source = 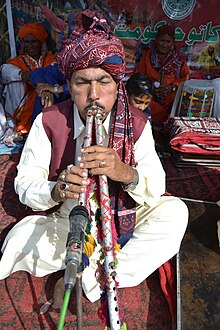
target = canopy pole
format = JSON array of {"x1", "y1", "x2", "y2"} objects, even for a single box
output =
[{"x1": 6, "y1": 0, "x2": 16, "y2": 58}]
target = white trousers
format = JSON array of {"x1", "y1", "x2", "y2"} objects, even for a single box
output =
[{"x1": 0, "y1": 196, "x2": 188, "y2": 302}]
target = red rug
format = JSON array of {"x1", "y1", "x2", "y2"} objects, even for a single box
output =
[
  {"x1": 0, "y1": 154, "x2": 172, "y2": 329},
  {"x1": 162, "y1": 156, "x2": 220, "y2": 202},
  {"x1": 0, "y1": 270, "x2": 172, "y2": 329},
  {"x1": 154, "y1": 128, "x2": 220, "y2": 203}
]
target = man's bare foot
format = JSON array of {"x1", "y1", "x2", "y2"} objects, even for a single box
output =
[{"x1": 53, "y1": 276, "x2": 65, "y2": 310}]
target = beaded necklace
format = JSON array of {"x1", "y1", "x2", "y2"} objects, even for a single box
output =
[{"x1": 21, "y1": 54, "x2": 45, "y2": 70}]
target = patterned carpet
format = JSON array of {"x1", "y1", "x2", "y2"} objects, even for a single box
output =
[
  {"x1": 155, "y1": 128, "x2": 220, "y2": 203},
  {"x1": 0, "y1": 154, "x2": 172, "y2": 330},
  {"x1": 162, "y1": 156, "x2": 220, "y2": 203},
  {"x1": 0, "y1": 269, "x2": 172, "y2": 329},
  {"x1": 180, "y1": 201, "x2": 220, "y2": 329}
]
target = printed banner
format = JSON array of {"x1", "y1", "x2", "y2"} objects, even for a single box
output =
[{"x1": 9, "y1": 0, "x2": 220, "y2": 79}]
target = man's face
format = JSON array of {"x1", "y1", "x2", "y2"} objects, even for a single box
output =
[
  {"x1": 22, "y1": 35, "x2": 42, "y2": 59},
  {"x1": 68, "y1": 67, "x2": 118, "y2": 120},
  {"x1": 128, "y1": 94, "x2": 152, "y2": 111},
  {"x1": 156, "y1": 34, "x2": 174, "y2": 55}
]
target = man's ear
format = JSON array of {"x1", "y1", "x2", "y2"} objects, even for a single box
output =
[{"x1": 116, "y1": 83, "x2": 119, "y2": 94}]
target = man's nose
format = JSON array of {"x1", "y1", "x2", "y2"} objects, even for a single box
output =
[
  {"x1": 88, "y1": 82, "x2": 99, "y2": 100},
  {"x1": 138, "y1": 104, "x2": 146, "y2": 111},
  {"x1": 163, "y1": 42, "x2": 170, "y2": 48},
  {"x1": 26, "y1": 42, "x2": 34, "y2": 48}
]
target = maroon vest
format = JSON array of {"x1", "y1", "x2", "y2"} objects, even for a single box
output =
[{"x1": 42, "y1": 99, "x2": 147, "y2": 181}]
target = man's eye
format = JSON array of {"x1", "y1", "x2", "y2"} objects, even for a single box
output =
[
  {"x1": 76, "y1": 81, "x2": 87, "y2": 85},
  {"x1": 100, "y1": 80, "x2": 110, "y2": 85}
]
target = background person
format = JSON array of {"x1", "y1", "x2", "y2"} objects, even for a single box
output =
[
  {"x1": 1, "y1": 22, "x2": 56, "y2": 134},
  {"x1": 0, "y1": 11, "x2": 188, "y2": 325},
  {"x1": 135, "y1": 24, "x2": 190, "y2": 125},
  {"x1": 197, "y1": 43, "x2": 220, "y2": 70},
  {"x1": 125, "y1": 72, "x2": 154, "y2": 120}
]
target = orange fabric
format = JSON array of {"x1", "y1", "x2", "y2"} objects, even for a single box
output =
[
  {"x1": 8, "y1": 53, "x2": 56, "y2": 133},
  {"x1": 18, "y1": 22, "x2": 48, "y2": 42},
  {"x1": 135, "y1": 49, "x2": 190, "y2": 124}
]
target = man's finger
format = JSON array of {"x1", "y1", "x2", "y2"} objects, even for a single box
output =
[{"x1": 82, "y1": 145, "x2": 108, "y2": 153}]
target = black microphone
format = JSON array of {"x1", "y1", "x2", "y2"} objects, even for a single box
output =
[{"x1": 64, "y1": 205, "x2": 89, "y2": 291}]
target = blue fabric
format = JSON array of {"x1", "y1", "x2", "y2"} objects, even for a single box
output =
[
  {"x1": 82, "y1": 252, "x2": 89, "y2": 268},
  {"x1": 30, "y1": 63, "x2": 67, "y2": 86},
  {"x1": 32, "y1": 96, "x2": 43, "y2": 122},
  {"x1": 144, "y1": 106, "x2": 152, "y2": 123},
  {"x1": 30, "y1": 63, "x2": 70, "y2": 122},
  {"x1": 103, "y1": 55, "x2": 123, "y2": 65},
  {"x1": 0, "y1": 141, "x2": 23, "y2": 155},
  {"x1": 62, "y1": 84, "x2": 70, "y2": 95}
]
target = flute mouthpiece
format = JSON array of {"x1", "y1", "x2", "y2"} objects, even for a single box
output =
[
  {"x1": 86, "y1": 109, "x2": 93, "y2": 117},
  {"x1": 86, "y1": 107, "x2": 104, "y2": 119}
]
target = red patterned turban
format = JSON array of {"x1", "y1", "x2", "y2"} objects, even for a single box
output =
[
  {"x1": 18, "y1": 22, "x2": 48, "y2": 42},
  {"x1": 57, "y1": 10, "x2": 125, "y2": 82}
]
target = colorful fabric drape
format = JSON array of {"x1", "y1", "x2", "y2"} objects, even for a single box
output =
[
  {"x1": 165, "y1": 116, "x2": 220, "y2": 155},
  {"x1": 108, "y1": 82, "x2": 137, "y2": 247}
]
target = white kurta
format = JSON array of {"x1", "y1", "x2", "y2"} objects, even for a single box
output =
[
  {"x1": 0, "y1": 106, "x2": 188, "y2": 302},
  {"x1": 1, "y1": 64, "x2": 25, "y2": 117}
]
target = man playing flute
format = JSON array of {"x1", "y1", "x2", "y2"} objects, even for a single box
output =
[{"x1": 0, "y1": 9, "x2": 188, "y2": 326}]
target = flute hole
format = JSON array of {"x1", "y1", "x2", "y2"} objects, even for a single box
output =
[
  {"x1": 115, "y1": 307, "x2": 118, "y2": 312},
  {"x1": 109, "y1": 261, "x2": 115, "y2": 268},
  {"x1": 111, "y1": 271, "x2": 116, "y2": 278}
]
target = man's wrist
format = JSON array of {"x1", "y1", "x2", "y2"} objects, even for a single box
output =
[
  {"x1": 121, "y1": 167, "x2": 139, "y2": 192},
  {"x1": 53, "y1": 84, "x2": 60, "y2": 95},
  {"x1": 51, "y1": 184, "x2": 63, "y2": 203}
]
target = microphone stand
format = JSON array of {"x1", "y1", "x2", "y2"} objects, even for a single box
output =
[
  {"x1": 58, "y1": 206, "x2": 89, "y2": 330},
  {"x1": 58, "y1": 288, "x2": 71, "y2": 330},
  {"x1": 76, "y1": 266, "x2": 83, "y2": 330},
  {"x1": 58, "y1": 264, "x2": 84, "y2": 330}
]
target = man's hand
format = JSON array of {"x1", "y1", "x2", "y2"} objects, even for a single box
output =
[
  {"x1": 36, "y1": 83, "x2": 63, "y2": 96},
  {"x1": 41, "y1": 91, "x2": 54, "y2": 108},
  {"x1": 79, "y1": 145, "x2": 134, "y2": 185},
  {"x1": 36, "y1": 83, "x2": 54, "y2": 96},
  {"x1": 51, "y1": 166, "x2": 90, "y2": 202},
  {"x1": 36, "y1": 83, "x2": 55, "y2": 107},
  {"x1": 21, "y1": 71, "x2": 32, "y2": 84},
  {"x1": 36, "y1": 83, "x2": 64, "y2": 107}
]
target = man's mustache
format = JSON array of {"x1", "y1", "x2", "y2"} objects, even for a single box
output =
[{"x1": 85, "y1": 102, "x2": 105, "y2": 111}]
